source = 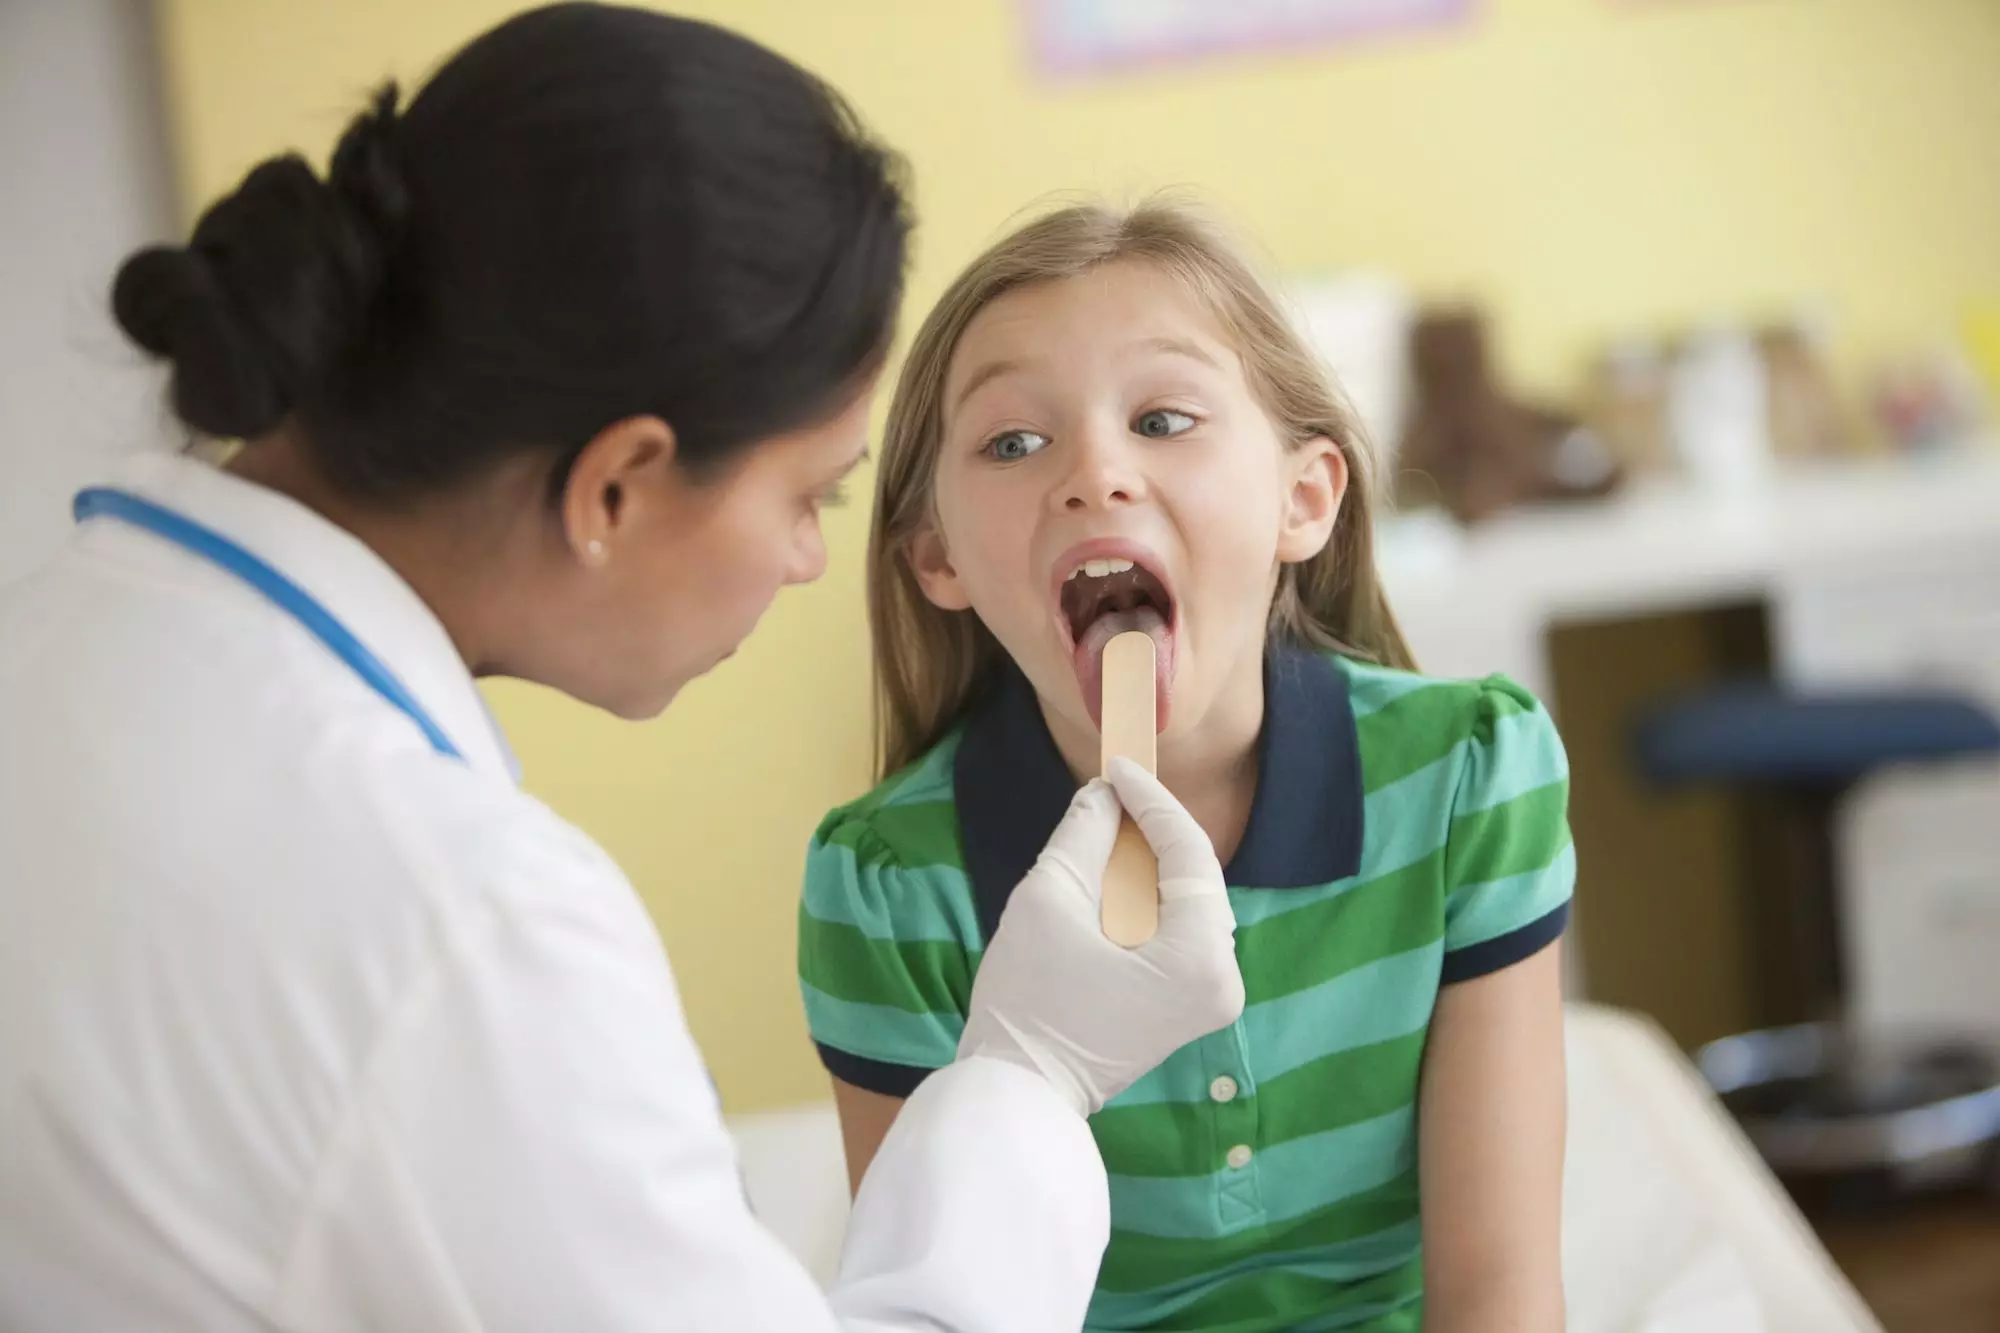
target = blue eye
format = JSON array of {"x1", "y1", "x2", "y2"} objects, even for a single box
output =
[
  {"x1": 1134, "y1": 409, "x2": 1196, "y2": 439},
  {"x1": 986, "y1": 429, "x2": 1050, "y2": 461}
]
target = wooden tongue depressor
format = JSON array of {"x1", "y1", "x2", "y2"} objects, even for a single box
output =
[{"x1": 1099, "y1": 630, "x2": 1160, "y2": 947}]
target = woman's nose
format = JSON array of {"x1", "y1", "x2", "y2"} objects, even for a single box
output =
[
  {"x1": 787, "y1": 516, "x2": 829, "y2": 586},
  {"x1": 1057, "y1": 425, "x2": 1143, "y2": 513}
]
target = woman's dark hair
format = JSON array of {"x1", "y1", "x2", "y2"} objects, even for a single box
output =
[{"x1": 111, "y1": 3, "x2": 910, "y2": 499}]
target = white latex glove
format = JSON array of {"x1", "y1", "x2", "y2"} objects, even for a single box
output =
[{"x1": 957, "y1": 757, "x2": 1246, "y2": 1116}]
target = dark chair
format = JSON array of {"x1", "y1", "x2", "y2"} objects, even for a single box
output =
[{"x1": 1635, "y1": 685, "x2": 2000, "y2": 788}]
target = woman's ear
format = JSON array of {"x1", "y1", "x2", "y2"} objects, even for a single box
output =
[
  {"x1": 1277, "y1": 436, "x2": 1349, "y2": 564},
  {"x1": 560, "y1": 415, "x2": 678, "y2": 566},
  {"x1": 907, "y1": 523, "x2": 973, "y2": 611}
]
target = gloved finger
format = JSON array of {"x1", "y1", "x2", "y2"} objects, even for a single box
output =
[
  {"x1": 1150, "y1": 882, "x2": 1241, "y2": 950},
  {"x1": 1141, "y1": 888, "x2": 1245, "y2": 1020},
  {"x1": 1104, "y1": 758, "x2": 1224, "y2": 899},
  {"x1": 1030, "y1": 778, "x2": 1122, "y2": 899}
]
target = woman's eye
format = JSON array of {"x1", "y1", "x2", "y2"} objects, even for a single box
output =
[
  {"x1": 985, "y1": 429, "x2": 1050, "y2": 461},
  {"x1": 1134, "y1": 409, "x2": 1196, "y2": 439}
]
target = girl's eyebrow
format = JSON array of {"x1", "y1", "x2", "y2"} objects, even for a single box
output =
[
  {"x1": 949, "y1": 336, "x2": 1221, "y2": 415},
  {"x1": 1134, "y1": 335, "x2": 1222, "y2": 370},
  {"x1": 950, "y1": 358, "x2": 1024, "y2": 413}
]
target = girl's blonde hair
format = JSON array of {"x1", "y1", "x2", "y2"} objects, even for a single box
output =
[{"x1": 869, "y1": 198, "x2": 1414, "y2": 777}]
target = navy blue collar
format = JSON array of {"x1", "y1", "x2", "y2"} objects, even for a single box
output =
[{"x1": 953, "y1": 644, "x2": 1366, "y2": 942}]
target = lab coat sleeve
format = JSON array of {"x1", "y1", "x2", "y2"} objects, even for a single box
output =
[
  {"x1": 832, "y1": 1055, "x2": 1109, "y2": 1331},
  {"x1": 273, "y1": 798, "x2": 1108, "y2": 1333}
]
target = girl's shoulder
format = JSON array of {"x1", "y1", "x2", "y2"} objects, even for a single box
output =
[
  {"x1": 1336, "y1": 651, "x2": 1541, "y2": 719},
  {"x1": 1333, "y1": 653, "x2": 1566, "y2": 790},
  {"x1": 801, "y1": 729, "x2": 983, "y2": 959},
  {"x1": 1328, "y1": 656, "x2": 1577, "y2": 976},
  {"x1": 808, "y1": 727, "x2": 967, "y2": 870}
]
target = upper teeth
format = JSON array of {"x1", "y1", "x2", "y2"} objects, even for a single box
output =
[{"x1": 1070, "y1": 557, "x2": 1135, "y2": 581}]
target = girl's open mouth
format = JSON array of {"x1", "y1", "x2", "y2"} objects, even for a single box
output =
[{"x1": 1054, "y1": 545, "x2": 1177, "y2": 733}]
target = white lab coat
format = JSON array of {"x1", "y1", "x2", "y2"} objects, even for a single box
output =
[{"x1": 0, "y1": 453, "x2": 1109, "y2": 1332}]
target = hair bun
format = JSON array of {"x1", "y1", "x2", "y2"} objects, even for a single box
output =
[
  {"x1": 111, "y1": 245, "x2": 222, "y2": 360},
  {"x1": 329, "y1": 83, "x2": 410, "y2": 251},
  {"x1": 109, "y1": 84, "x2": 409, "y2": 442},
  {"x1": 113, "y1": 239, "x2": 295, "y2": 439}
]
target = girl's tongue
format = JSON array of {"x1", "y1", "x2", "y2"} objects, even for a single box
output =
[{"x1": 1073, "y1": 605, "x2": 1174, "y2": 733}]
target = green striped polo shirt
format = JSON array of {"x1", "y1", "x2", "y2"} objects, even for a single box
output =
[{"x1": 797, "y1": 645, "x2": 1573, "y2": 1332}]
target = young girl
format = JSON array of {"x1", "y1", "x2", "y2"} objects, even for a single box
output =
[{"x1": 798, "y1": 201, "x2": 1570, "y2": 1332}]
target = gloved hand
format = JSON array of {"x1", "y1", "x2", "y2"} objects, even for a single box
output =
[{"x1": 957, "y1": 758, "x2": 1246, "y2": 1116}]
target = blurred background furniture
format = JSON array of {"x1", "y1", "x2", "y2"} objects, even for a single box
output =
[
  {"x1": 1376, "y1": 454, "x2": 2000, "y2": 1043},
  {"x1": 1635, "y1": 687, "x2": 2000, "y2": 1024},
  {"x1": 1630, "y1": 685, "x2": 2000, "y2": 1206}
]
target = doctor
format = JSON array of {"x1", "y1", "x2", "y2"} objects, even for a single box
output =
[{"x1": 0, "y1": 6, "x2": 1245, "y2": 1331}]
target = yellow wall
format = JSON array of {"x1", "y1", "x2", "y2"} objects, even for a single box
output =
[{"x1": 156, "y1": 0, "x2": 2000, "y2": 1110}]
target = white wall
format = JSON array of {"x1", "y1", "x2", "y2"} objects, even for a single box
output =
[{"x1": 0, "y1": 0, "x2": 179, "y2": 587}]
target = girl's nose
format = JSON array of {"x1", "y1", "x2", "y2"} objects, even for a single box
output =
[{"x1": 1056, "y1": 423, "x2": 1144, "y2": 513}]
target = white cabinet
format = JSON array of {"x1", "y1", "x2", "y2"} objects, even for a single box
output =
[
  {"x1": 1773, "y1": 530, "x2": 2000, "y2": 1032},
  {"x1": 1838, "y1": 762, "x2": 2000, "y2": 1032},
  {"x1": 1775, "y1": 533, "x2": 2000, "y2": 708}
]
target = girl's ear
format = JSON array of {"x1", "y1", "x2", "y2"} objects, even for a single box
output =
[
  {"x1": 1277, "y1": 436, "x2": 1348, "y2": 564},
  {"x1": 907, "y1": 523, "x2": 973, "y2": 611}
]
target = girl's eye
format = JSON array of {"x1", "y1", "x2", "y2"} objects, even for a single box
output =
[
  {"x1": 985, "y1": 429, "x2": 1050, "y2": 462},
  {"x1": 1134, "y1": 408, "x2": 1197, "y2": 439}
]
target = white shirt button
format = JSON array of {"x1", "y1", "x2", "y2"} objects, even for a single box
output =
[
  {"x1": 1226, "y1": 1144, "x2": 1254, "y2": 1170},
  {"x1": 1209, "y1": 1075, "x2": 1239, "y2": 1103}
]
